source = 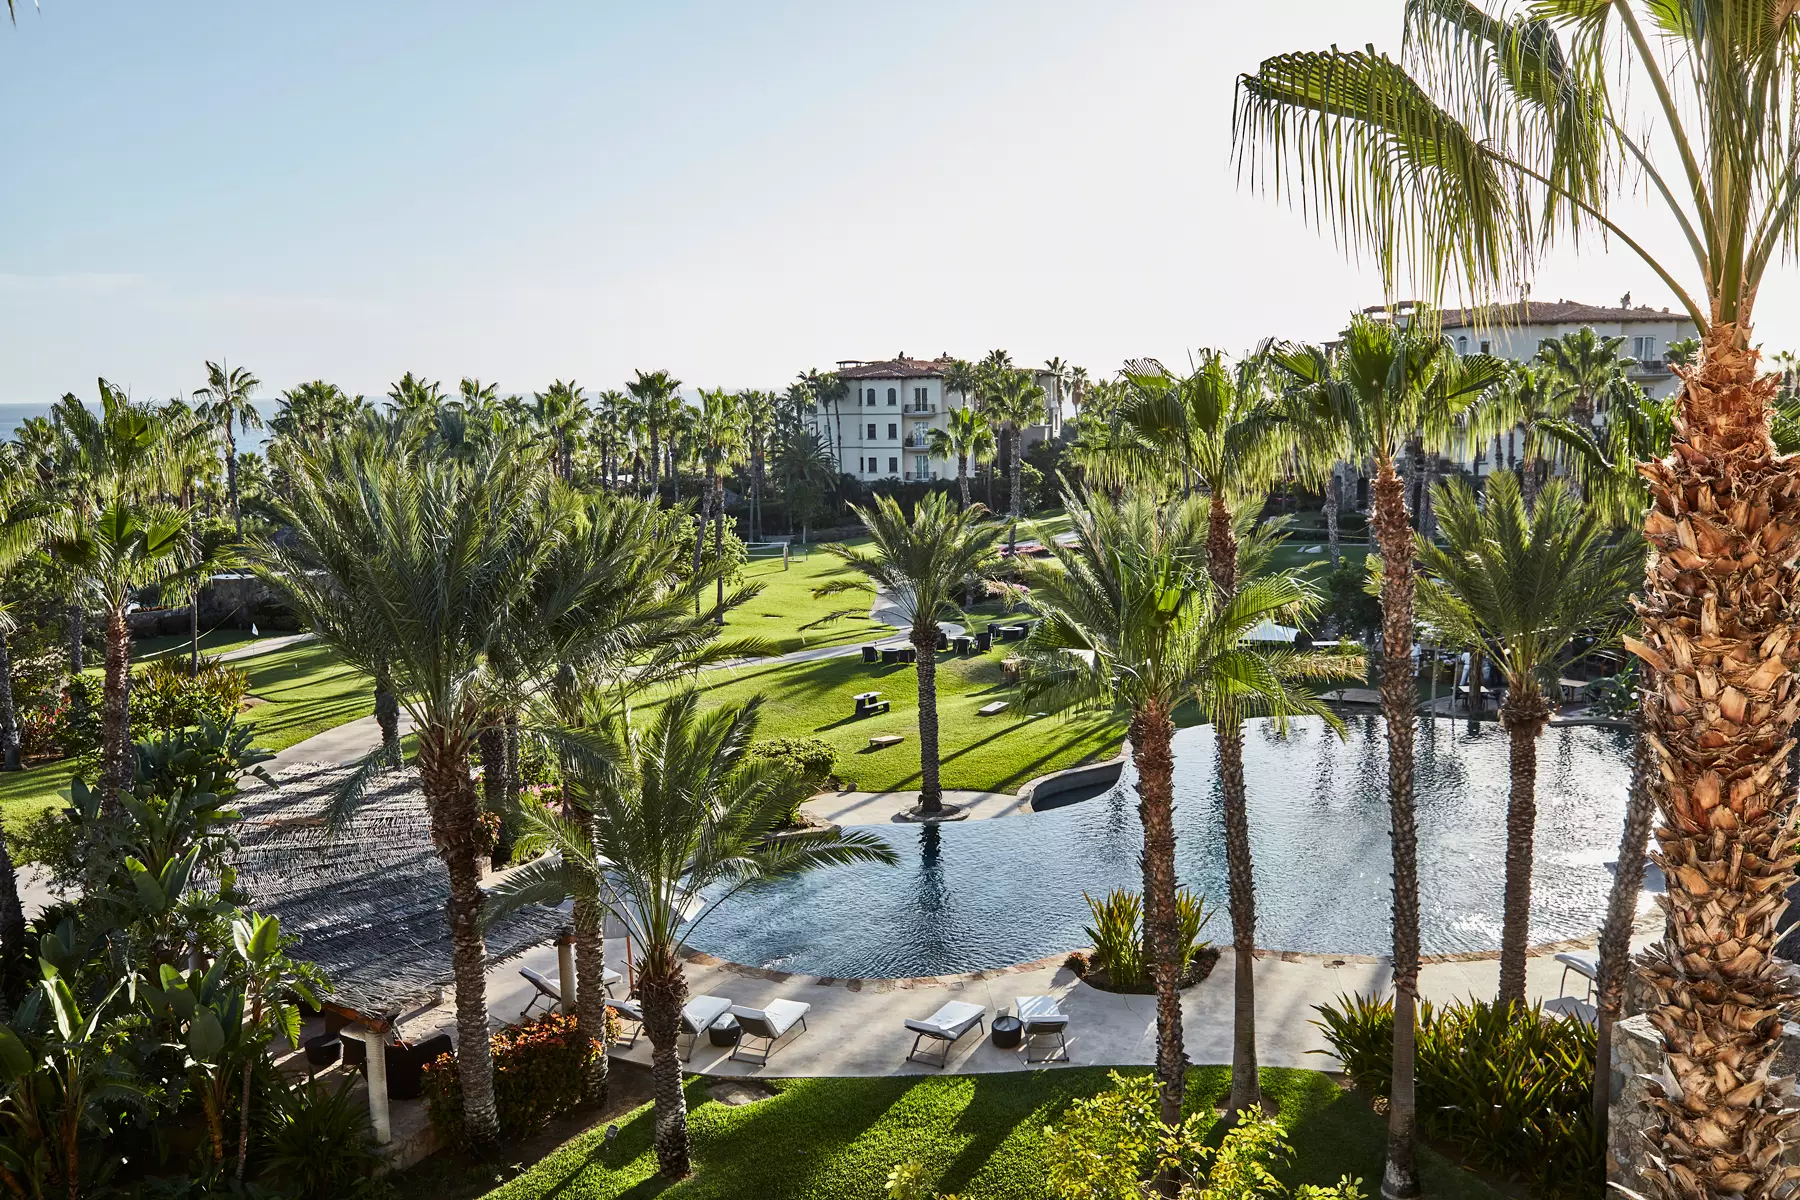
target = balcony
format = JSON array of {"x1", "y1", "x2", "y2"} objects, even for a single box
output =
[
  {"x1": 1630, "y1": 358, "x2": 1671, "y2": 375},
  {"x1": 904, "y1": 404, "x2": 938, "y2": 416},
  {"x1": 906, "y1": 470, "x2": 934, "y2": 483},
  {"x1": 904, "y1": 435, "x2": 932, "y2": 450}
]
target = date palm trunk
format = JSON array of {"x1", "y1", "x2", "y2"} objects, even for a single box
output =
[
  {"x1": 1130, "y1": 701, "x2": 1186, "y2": 1165},
  {"x1": 479, "y1": 721, "x2": 507, "y2": 869},
  {"x1": 1008, "y1": 424, "x2": 1024, "y2": 558},
  {"x1": 914, "y1": 623, "x2": 944, "y2": 816},
  {"x1": 189, "y1": 580, "x2": 202, "y2": 676},
  {"x1": 957, "y1": 454, "x2": 970, "y2": 509},
  {"x1": 638, "y1": 952, "x2": 692, "y2": 1179},
  {"x1": 1496, "y1": 687, "x2": 1549, "y2": 1007},
  {"x1": 375, "y1": 665, "x2": 401, "y2": 767},
  {"x1": 100, "y1": 602, "x2": 132, "y2": 808},
  {"x1": 225, "y1": 426, "x2": 242, "y2": 536},
  {"x1": 713, "y1": 473, "x2": 727, "y2": 624},
  {"x1": 1370, "y1": 458, "x2": 1422, "y2": 1200},
  {"x1": 1325, "y1": 466, "x2": 1341, "y2": 570},
  {"x1": 1592, "y1": 708, "x2": 1655, "y2": 1138},
  {"x1": 1630, "y1": 324, "x2": 1800, "y2": 1195},
  {"x1": 418, "y1": 732, "x2": 499, "y2": 1147},
  {"x1": 1206, "y1": 495, "x2": 1261, "y2": 1119},
  {"x1": 572, "y1": 814, "x2": 610, "y2": 1107},
  {"x1": 0, "y1": 627, "x2": 21, "y2": 772}
]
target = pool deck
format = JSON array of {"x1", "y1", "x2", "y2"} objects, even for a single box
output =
[{"x1": 803, "y1": 789, "x2": 1026, "y2": 824}]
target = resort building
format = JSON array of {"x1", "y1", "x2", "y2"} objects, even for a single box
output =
[{"x1": 816, "y1": 355, "x2": 1063, "y2": 483}]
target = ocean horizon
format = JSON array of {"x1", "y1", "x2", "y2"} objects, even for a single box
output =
[{"x1": 0, "y1": 399, "x2": 282, "y2": 456}]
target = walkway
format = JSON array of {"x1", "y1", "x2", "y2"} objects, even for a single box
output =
[{"x1": 216, "y1": 631, "x2": 315, "y2": 662}]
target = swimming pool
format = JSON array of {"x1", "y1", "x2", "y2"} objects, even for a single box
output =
[{"x1": 686, "y1": 714, "x2": 1637, "y2": 979}]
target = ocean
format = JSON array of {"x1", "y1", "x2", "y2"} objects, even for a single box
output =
[{"x1": 0, "y1": 399, "x2": 280, "y2": 456}]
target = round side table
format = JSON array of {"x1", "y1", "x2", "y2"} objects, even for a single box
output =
[
  {"x1": 990, "y1": 1015, "x2": 1023, "y2": 1049},
  {"x1": 709, "y1": 1014, "x2": 741, "y2": 1047}
]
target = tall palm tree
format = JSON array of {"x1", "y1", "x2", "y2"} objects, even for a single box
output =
[
  {"x1": 1269, "y1": 314, "x2": 1494, "y2": 1195},
  {"x1": 1537, "y1": 326, "x2": 1633, "y2": 433},
  {"x1": 693, "y1": 388, "x2": 748, "y2": 619},
  {"x1": 926, "y1": 407, "x2": 997, "y2": 509},
  {"x1": 1043, "y1": 356, "x2": 1073, "y2": 432},
  {"x1": 776, "y1": 429, "x2": 838, "y2": 541},
  {"x1": 738, "y1": 389, "x2": 774, "y2": 540},
  {"x1": 1237, "y1": 6, "x2": 1800, "y2": 1188},
  {"x1": 1113, "y1": 351, "x2": 1291, "y2": 1119},
  {"x1": 192, "y1": 361, "x2": 262, "y2": 534},
  {"x1": 531, "y1": 379, "x2": 590, "y2": 481},
  {"x1": 489, "y1": 692, "x2": 894, "y2": 1179},
  {"x1": 943, "y1": 358, "x2": 981, "y2": 418},
  {"x1": 1012, "y1": 489, "x2": 1332, "y2": 1164},
  {"x1": 1471, "y1": 364, "x2": 1572, "y2": 508},
  {"x1": 255, "y1": 451, "x2": 628, "y2": 1146},
  {"x1": 1416, "y1": 475, "x2": 1640, "y2": 1005},
  {"x1": 984, "y1": 370, "x2": 1048, "y2": 552},
  {"x1": 816, "y1": 493, "x2": 998, "y2": 816},
  {"x1": 627, "y1": 370, "x2": 682, "y2": 501}
]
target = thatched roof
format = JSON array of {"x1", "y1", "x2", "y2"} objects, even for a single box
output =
[{"x1": 231, "y1": 762, "x2": 563, "y2": 1022}]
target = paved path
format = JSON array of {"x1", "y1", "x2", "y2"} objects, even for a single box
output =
[
  {"x1": 216, "y1": 631, "x2": 316, "y2": 662},
  {"x1": 716, "y1": 586, "x2": 964, "y2": 672}
]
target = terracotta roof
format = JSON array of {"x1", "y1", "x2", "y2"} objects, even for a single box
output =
[
  {"x1": 834, "y1": 356, "x2": 957, "y2": 381},
  {"x1": 1433, "y1": 300, "x2": 1689, "y2": 329}
]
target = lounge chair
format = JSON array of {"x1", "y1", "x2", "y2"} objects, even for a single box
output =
[
  {"x1": 519, "y1": 967, "x2": 562, "y2": 1019},
  {"x1": 904, "y1": 1000, "x2": 986, "y2": 1067},
  {"x1": 602, "y1": 993, "x2": 735, "y2": 1060},
  {"x1": 729, "y1": 1000, "x2": 811, "y2": 1065},
  {"x1": 605, "y1": 996, "x2": 644, "y2": 1047},
  {"x1": 1015, "y1": 995, "x2": 1070, "y2": 1063},
  {"x1": 1555, "y1": 951, "x2": 1599, "y2": 1002}
]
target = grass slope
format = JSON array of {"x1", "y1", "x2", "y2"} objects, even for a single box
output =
[
  {"x1": 0, "y1": 640, "x2": 374, "y2": 837},
  {"x1": 686, "y1": 645, "x2": 1121, "y2": 795},
  {"x1": 721, "y1": 548, "x2": 890, "y2": 657},
  {"x1": 427, "y1": 1067, "x2": 1499, "y2": 1200}
]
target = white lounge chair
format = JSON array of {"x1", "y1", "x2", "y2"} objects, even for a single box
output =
[
  {"x1": 904, "y1": 1000, "x2": 986, "y2": 1067},
  {"x1": 602, "y1": 967, "x2": 624, "y2": 996},
  {"x1": 519, "y1": 967, "x2": 562, "y2": 1019},
  {"x1": 1015, "y1": 995, "x2": 1071, "y2": 1063},
  {"x1": 605, "y1": 996, "x2": 644, "y2": 1047},
  {"x1": 1555, "y1": 951, "x2": 1599, "y2": 1001},
  {"x1": 1544, "y1": 995, "x2": 1597, "y2": 1027},
  {"x1": 679, "y1": 995, "x2": 734, "y2": 1061},
  {"x1": 729, "y1": 1000, "x2": 811, "y2": 1065}
]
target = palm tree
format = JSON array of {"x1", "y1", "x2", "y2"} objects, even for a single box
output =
[
  {"x1": 1471, "y1": 364, "x2": 1571, "y2": 508},
  {"x1": 269, "y1": 380, "x2": 366, "y2": 449},
  {"x1": 627, "y1": 370, "x2": 682, "y2": 501},
  {"x1": 489, "y1": 692, "x2": 894, "y2": 1179},
  {"x1": 1012, "y1": 488, "x2": 1332, "y2": 1164},
  {"x1": 0, "y1": 447, "x2": 46, "y2": 774},
  {"x1": 817, "y1": 493, "x2": 999, "y2": 816},
  {"x1": 1043, "y1": 356, "x2": 1072, "y2": 432},
  {"x1": 943, "y1": 358, "x2": 981, "y2": 418},
  {"x1": 1416, "y1": 475, "x2": 1640, "y2": 1006},
  {"x1": 255, "y1": 451, "x2": 628, "y2": 1146},
  {"x1": 1113, "y1": 351, "x2": 1291, "y2": 1119},
  {"x1": 739, "y1": 390, "x2": 773, "y2": 540},
  {"x1": 776, "y1": 429, "x2": 838, "y2": 542},
  {"x1": 693, "y1": 388, "x2": 748, "y2": 620},
  {"x1": 1238, "y1": 6, "x2": 1800, "y2": 1187},
  {"x1": 1269, "y1": 314, "x2": 1494, "y2": 1195},
  {"x1": 1537, "y1": 326, "x2": 1633, "y2": 433},
  {"x1": 531, "y1": 379, "x2": 590, "y2": 481},
  {"x1": 926, "y1": 407, "x2": 997, "y2": 509},
  {"x1": 192, "y1": 361, "x2": 262, "y2": 534},
  {"x1": 984, "y1": 370, "x2": 1047, "y2": 553}
]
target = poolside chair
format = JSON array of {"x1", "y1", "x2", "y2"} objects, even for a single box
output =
[
  {"x1": 904, "y1": 1000, "x2": 986, "y2": 1068},
  {"x1": 729, "y1": 999, "x2": 811, "y2": 1065},
  {"x1": 1015, "y1": 995, "x2": 1070, "y2": 1063},
  {"x1": 605, "y1": 996, "x2": 644, "y2": 1047},
  {"x1": 679, "y1": 995, "x2": 735, "y2": 1061},
  {"x1": 1555, "y1": 951, "x2": 1599, "y2": 1002},
  {"x1": 519, "y1": 967, "x2": 562, "y2": 1019}
]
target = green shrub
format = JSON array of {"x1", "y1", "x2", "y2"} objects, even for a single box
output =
[
  {"x1": 746, "y1": 736, "x2": 839, "y2": 823},
  {"x1": 1313, "y1": 994, "x2": 1600, "y2": 1196},
  {"x1": 422, "y1": 1012, "x2": 594, "y2": 1139},
  {"x1": 1082, "y1": 887, "x2": 1213, "y2": 993},
  {"x1": 134, "y1": 657, "x2": 249, "y2": 736},
  {"x1": 259, "y1": 1076, "x2": 391, "y2": 1199},
  {"x1": 1584, "y1": 662, "x2": 1640, "y2": 718}
]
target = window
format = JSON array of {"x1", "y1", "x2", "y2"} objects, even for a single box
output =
[
  {"x1": 914, "y1": 387, "x2": 927, "y2": 405},
  {"x1": 887, "y1": 387, "x2": 897, "y2": 405},
  {"x1": 867, "y1": 423, "x2": 876, "y2": 439},
  {"x1": 888, "y1": 456, "x2": 898, "y2": 474},
  {"x1": 1479, "y1": 340, "x2": 1491, "y2": 354},
  {"x1": 914, "y1": 454, "x2": 929, "y2": 478},
  {"x1": 1456, "y1": 335, "x2": 1467, "y2": 352},
  {"x1": 887, "y1": 423, "x2": 897, "y2": 439},
  {"x1": 1633, "y1": 335, "x2": 1657, "y2": 361}
]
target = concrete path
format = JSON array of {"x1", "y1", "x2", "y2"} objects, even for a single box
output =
[
  {"x1": 216, "y1": 631, "x2": 316, "y2": 662},
  {"x1": 265, "y1": 711, "x2": 416, "y2": 772}
]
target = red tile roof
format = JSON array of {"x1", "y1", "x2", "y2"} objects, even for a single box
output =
[
  {"x1": 1433, "y1": 300, "x2": 1689, "y2": 329},
  {"x1": 834, "y1": 356, "x2": 957, "y2": 381}
]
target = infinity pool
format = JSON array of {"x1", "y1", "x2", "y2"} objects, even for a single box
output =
[{"x1": 687, "y1": 714, "x2": 1636, "y2": 978}]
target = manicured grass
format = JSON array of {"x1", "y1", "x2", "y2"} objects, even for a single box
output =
[
  {"x1": 1, "y1": 640, "x2": 374, "y2": 840},
  {"x1": 413, "y1": 1067, "x2": 1500, "y2": 1200},
  {"x1": 721, "y1": 547, "x2": 891, "y2": 656},
  {"x1": 685, "y1": 644, "x2": 1121, "y2": 794},
  {"x1": 130, "y1": 625, "x2": 262, "y2": 663}
]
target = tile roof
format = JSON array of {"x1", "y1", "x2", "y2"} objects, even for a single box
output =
[
  {"x1": 834, "y1": 356, "x2": 957, "y2": 381},
  {"x1": 1433, "y1": 300, "x2": 1690, "y2": 329}
]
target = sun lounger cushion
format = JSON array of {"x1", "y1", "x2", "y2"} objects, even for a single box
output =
[
  {"x1": 521, "y1": 967, "x2": 560, "y2": 1000},
  {"x1": 904, "y1": 1000, "x2": 986, "y2": 1039},
  {"x1": 1015, "y1": 995, "x2": 1069, "y2": 1029},
  {"x1": 1554, "y1": 951, "x2": 1598, "y2": 979},
  {"x1": 682, "y1": 995, "x2": 734, "y2": 1035},
  {"x1": 731, "y1": 999, "x2": 811, "y2": 1039},
  {"x1": 606, "y1": 997, "x2": 643, "y2": 1021}
]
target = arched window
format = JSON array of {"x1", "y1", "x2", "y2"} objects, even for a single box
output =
[
  {"x1": 887, "y1": 387, "x2": 897, "y2": 405},
  {"x1": 1456, "y1": 335, "x2": 1468, "y2": 353}
]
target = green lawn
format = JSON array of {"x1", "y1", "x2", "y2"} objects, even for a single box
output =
[
  {"x1": 1, "y1": 640, "x2": 374, "y2": 839},
  {"x1": 722, "y1": 547, "x2": 892, "y2": 656},
  {"x1": 407, "y1": 1067, "x2": 1499, "y2": 1200},
  {"x1": 685, "y1": 643, "x2": 1121, "y2": 795},
  {"x1": 130, "y1": 625, "x2": 263, "y2": 663}
]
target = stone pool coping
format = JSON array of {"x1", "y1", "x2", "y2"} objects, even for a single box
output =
[{"x1": 801, "y1": 753, "x2": 1129, "y2": 827}]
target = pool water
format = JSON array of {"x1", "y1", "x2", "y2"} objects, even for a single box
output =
[{"x1": 687, "y1": 714, "x2": 1637, "y2": 979}]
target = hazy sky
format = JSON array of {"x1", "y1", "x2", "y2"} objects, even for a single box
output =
[{"x1": 0, "y1": 1, "x2": 1780, "y2": 404}]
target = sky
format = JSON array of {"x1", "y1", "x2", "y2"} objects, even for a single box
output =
[{"x1": 0, "y1": 0, "x2": 1782, "y2": 405}]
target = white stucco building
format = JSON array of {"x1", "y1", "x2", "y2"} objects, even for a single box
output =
[
  {"x1": 1437, "y1": 297, "x2": 1695, "y2": 401},
  {"x1": 814, "y1": 355, "x2": 1063, "y2": 483}
]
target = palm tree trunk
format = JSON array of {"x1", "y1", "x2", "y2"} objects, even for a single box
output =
[
  {"x1": 1325, "y1": 467, "x2": 1341, "y2": 570},
  {"x1": 914, "y1": 624, "x2": 943, "y2": 816},
  {"x1": 1129, "y1": 702, "x2": 1186, "y2": 1154},
  {"x1": 638, "y1": 953, "x2": 692, "y2": 1180},
  {"x1": 418, "y1": 733, "x2": 499, "y2": 1147},
  {"x1": 572, "y1": 803, "x2": 610, "y2": 1107},
  {"x1": 957, "y1": 455, "x2": 970, "y2": 509},
  {"x1": 189, "y1": 581, "x2": 202, "y2": 676},
  {"x1": 479, "y1": 722, "x2": 507, "y2": 870},
  {"x1": 100, "y1": 602, "x2": 132, "y2": 807},
  {"x1": 713, "y1": 475, "x2": 726, "y2": 623},
  {"x1": 226, "y1": 427, "x2": 242, "y2": 535},
  {"x1": 1008, "y1": 425, "x2": 1024, "y2": 525},
  {"x1": 1497, "y1": 688, "x2": 1548, "y2": 1007},
  {"x1": 67, "y1": 603, "x2": 83, "y2": 674},
  {"x1": 1631, "y1": 325, "x2": 1800, "y2": 1194},
  {"x1": 0, "y1": 628, "x2": 21, "y2": 772},
  {"x1": 374, "y1": 665, "x2": 401, "y2": 767},
  {"x1": 1592, "y1": 710, "x2": 1656, "y2": 1137},
  {"x1": 1370, "y1": 457, "x2": 1422, "y2": 1200},
  {"x1": 649, "y1": 428, "x2": 662, "y2": 501}
]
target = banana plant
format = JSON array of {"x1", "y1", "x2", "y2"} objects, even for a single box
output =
[
  {"x1": 225, "y1": 915, "x2": 320, "y2": 1181},
  {"x1": 142, "y1": 958, "x2": 244, "y2": 1168},
  {"x1": 0, "y1": 962, "x2": 148, "y2": 1200}
]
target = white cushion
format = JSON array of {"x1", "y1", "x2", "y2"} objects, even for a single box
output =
[
  {"x1": 1554, "y1": 952, "x2": 1599, "y2": 979},
  {"x1": 1015, "y1": 995, "x2": 1069, "y2": 1028},
  {"x1": 906, "y1": 1000, "x2": 985, "y2": 1037},
  {"x1": 682, "y1": 994, "x2": 734, "y2": 1034},
  {"x1": 520, "y1": 967, "x2": 559, "y2": 999},
  {"x1": 731, "y1": 999, "x2": 811, "y2": 1037}
]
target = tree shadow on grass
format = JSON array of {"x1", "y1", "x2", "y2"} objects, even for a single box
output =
[{"x1": 930, "y1": 1070, "x2": 1115, "y2": 1196}]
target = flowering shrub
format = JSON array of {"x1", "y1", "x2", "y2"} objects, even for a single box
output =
[{"x1": 422, "y1": 1011, "x2": 597, "y2": 1138}]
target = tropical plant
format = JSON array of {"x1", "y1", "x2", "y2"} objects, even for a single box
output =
[
  {"x1": 1237, "y1": 5, "x2": 1800, "y2": 1187},
  {"x1": 1268, "y1": 313, "x2": 1506, "y2": 1192},
  {"x1": 1415, "y1": 475, "x2": 1640, "y2": 1005},
  {"x1": 926, "y1": 407, "x2": 996, "y2": 509},
  {"x1": 775, "y1": 429, "x2": 839, "y2": 540},
  {"x1": 0, "y1": 447, "x2": 52, "y2": 776},
  {"x1": 192, "y1": 361, "x2": 263, "y2": 535},
  {"x1": 626, "y1": 370, "x2": 682, "y2": 501},
  {"x1": 530, "y1": 379, "x2": 589, "y2": 481},
  {"x1": 1082, "y1": 887, "x2": 1213, "y2": 994},
  {"x1": 815, "y1": 493, "x2": 999, "y2": 816},
  {"x1": 422, "y1": 1011, "x2": 593, "y2": 1140},
  {"x1": 982, "y1": 369, "x2": 1047, "y2": 547},
  {"x1": 1471, "y1": 364, "x2": 1571, "y2": 508},
  {"x1": 257, "y1": 1076, "x2": 389, "y2": 1200},
  {"x1": 1012, "y1": 489, "x2": 1331, "y2": 1147},
  {"x1": 693, "y1": 388, "x2": 748, "y2": 619},
  {"x1": 486, "y1": 692, "x2": 895, "y2": 1179},
  {"x1": 1536, "y1": 326, "x2": 1633, "y2": 433}
]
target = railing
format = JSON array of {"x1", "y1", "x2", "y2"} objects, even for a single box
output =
[
  {"x1": 904, "y1": 404, "x2": 937, "y2": 415},
  {"x1": 1631, "y1": 358, "x2": 1670, "y2": 374},
  {"x1": 906, "y1": 471, "x2": 934, "y2": 483},
  {"x1": 904, "y1": 435, "x2": 932, "y2": 450}
]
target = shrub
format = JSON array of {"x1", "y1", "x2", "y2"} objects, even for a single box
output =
[
  {"x1": 422, "y1": 1012, "x2": 594, "y2": 1139},
  {"x1": 259, "y1": 1076, "x2": 391, "y2": 1199},
  {"x1": 134, "y1": 657, "x2": 249, "y2": 736},
  {"x1": 1585, "y1": 662, "x2": 1640, "y2": 718},
  {"x1": 1313, "y1": 994, "x2": 1599, "y2": 1196},
  {"x1": 746, "y1": 736, "x2": 839, "y2": 823},
  {"x1": 1082, "y1": 887, "x2": 1213, "y2": 993}
]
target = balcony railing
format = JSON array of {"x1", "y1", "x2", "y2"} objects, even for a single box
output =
[
  {"x1": 904, "y1": 435, "x2": 932, "y2": 450},
  {"x1": 1630, "y1": 358, "x2": 1670, "y2": 374},
  {"x1": 906, "y1": 471, "x2": 934, "y2": 483},
  {"x1": 904, "y1": 404, "x2": 937, "y2": 415}
]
